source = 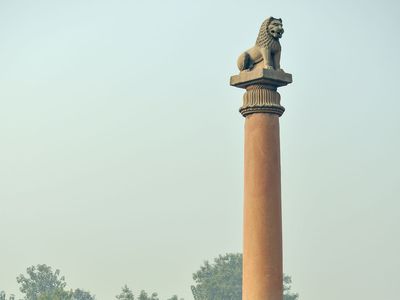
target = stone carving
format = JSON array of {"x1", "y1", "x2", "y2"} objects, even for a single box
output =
[
  {"x1": 231, "y1": 17, "x2": 292, "y2": 118},
  {"x1": 230, "y1": 68, "x2": 292, "y2": 117},
  {"x1": 237, "y1": 17, "x2": 284, "y2": 71},
  {"x1": 241, "y1": 85, "x2": 284, "y2": 117}
]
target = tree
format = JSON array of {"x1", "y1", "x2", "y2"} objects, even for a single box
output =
[
  {"x1": 283, "y1": 276, "x2": 298, "y2": 300},
  {"x1": 72, "y1": 289, "x2": 95, "y2": 300},
  {"x1": 137, "y1": 291, "x2": 159, "y2": 300},
  {"x1": 115, "y1": 286, "x2": 183, "y2": 300},
  {"x1": 137, "y1": 291, "x2": 148, "y2": 300},
  {"x1": 17, "y1": 264, "x2": 95, "y2": 300},
  {"x1": 36, "y1": 289, "x2": 71, "y2": 300},
  {"x1": 17, "y1": 264, "x2": 68, "y2": 300},
  {"x1": 149, "y1": 293, "x2": 159, "y2": 300},
  {"x1": 0, "y1": 291, "x2": 15, "y2": 300},
  {"x1": 192, "y1": 253, "x2": 242, "y2": 300},
  {"x1": 116, "y1": 285, "x2": 135, "y2": 300},
  {"x1": 191, "y1": 253, "x2": 298, "y2": 300},
  {"x1": 35, "y1": 287, "x2": 95, "y2": 300},
  {"x1": 166, "y1": 296, "x2": 184, "y2": 300}
]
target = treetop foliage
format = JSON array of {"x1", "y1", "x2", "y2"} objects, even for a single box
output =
[
  {"x1": 15, "y1": 264, "x2": 95, "y2": 300},
  {"x1": 115, "y1": 285, "x2": 183, "y2": 300},
  {"x1": 4, "y1": 254, "x2": 297, "y2": 300},
  {"x1": 191, "y1": 253, "x2": 298, "y2": 300}
]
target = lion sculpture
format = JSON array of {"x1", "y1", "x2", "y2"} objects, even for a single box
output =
[{"x1": 237, "y1": 17, "x2": 284, "y2": 71}]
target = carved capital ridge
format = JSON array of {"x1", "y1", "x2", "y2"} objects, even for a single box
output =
[{"x1": 240, "y1": 85, "x2": 284, "y2": 117}]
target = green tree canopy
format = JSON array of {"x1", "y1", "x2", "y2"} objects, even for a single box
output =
[
  {"x1": 191, "y1": 253, "x2": 298, "y2": 300},
  {"x1": 0, "y1": 291, "x2": 15, "y2": 300},
  {"x1": 116, "y1": 285, "x2": 135, "y2": 300},
  {"x1": 17, "y1": 264, "x2": 67, "y2": 300},
  {"x1": 17, "y1": 264, "x2": 95, "y2": 300},
  {"x1": 115, "y1": 286, "x2": 183, "y2": 300},
  {"x1": 36, "y1": 289, "x2": 71, "y2": 300},
  {"x1": 137, "y1": 290, "x2": 159, "y2": 300},
  {"x1": 72, "y1": 289, "x2": 95, "y2": 300},
  {"x1": 166, "y1": 296, "x2": 184, "y2": 300}
]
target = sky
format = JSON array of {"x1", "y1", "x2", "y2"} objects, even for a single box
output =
[{"x1": 1, "y1": 0, "x2": 400, "y2": 299}]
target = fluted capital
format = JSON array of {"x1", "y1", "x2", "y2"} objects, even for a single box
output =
[{"x1": 230, "y1": 68, "x2": 292, "y2": 117}]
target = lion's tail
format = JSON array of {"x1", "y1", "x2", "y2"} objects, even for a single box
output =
[{"x1": 237, "y1": 52, "x2": 249, "y2": 71}]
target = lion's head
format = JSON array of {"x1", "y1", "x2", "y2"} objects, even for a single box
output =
[
  {"x1": 256, "y1": 17, "x2": 284, "y2": 47},
  {"x1": 268, "y1": 18, "x2": 284, "y2": 39}
]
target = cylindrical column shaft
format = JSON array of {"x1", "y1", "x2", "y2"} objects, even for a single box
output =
[{"x1": 243, "y1": 113, "x2": 283, "y2": 300}]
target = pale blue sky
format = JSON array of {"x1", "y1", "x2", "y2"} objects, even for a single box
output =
[{"x1": 1, "y1": 0, "x2": 400, "y2": 299}]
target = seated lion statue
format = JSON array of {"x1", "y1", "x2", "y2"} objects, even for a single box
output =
[{"x1": 237, "y1": 17, "x2": 284, "y2": 72}]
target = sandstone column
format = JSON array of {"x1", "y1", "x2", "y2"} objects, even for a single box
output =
[{"x1": 231, "y1": 67, "x2": 292, "y2": 300}]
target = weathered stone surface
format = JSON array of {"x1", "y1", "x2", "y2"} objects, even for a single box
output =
[
  {"x1": 230, "y1": 69, "x2": 292, "y2": 117},
  {"x1": 236, "y1": 17, "x2": 284, "y2": 71},
  {"x1": 241, "y1": 86, "x2": 283, "y2": 117},
  {"x1": 243, "y1": 113, "x2": 283, "y2": 300},
  {"x1": 230, "y1": 68, "x2": 292, "y2": 90}
]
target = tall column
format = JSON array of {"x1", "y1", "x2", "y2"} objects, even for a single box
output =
[{"x1": 231, "y1": 66, "x2": 292, "y2": 300}]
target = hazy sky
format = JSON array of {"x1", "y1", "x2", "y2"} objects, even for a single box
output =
[{"x1": 1, "y1": 0, "x2": 400, "y2": 299}]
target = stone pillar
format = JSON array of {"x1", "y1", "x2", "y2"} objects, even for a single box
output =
[{"x1": 230, "y1": 68, "x2": 292, "y2": 300}]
